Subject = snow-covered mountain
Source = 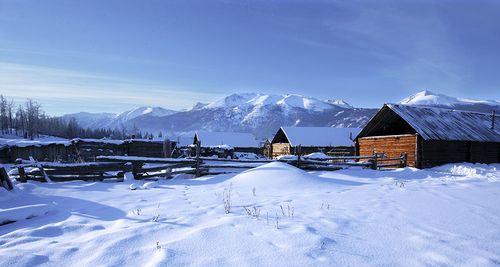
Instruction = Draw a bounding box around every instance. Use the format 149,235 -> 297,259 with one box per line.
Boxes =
202,93 -> 344,111
61,112 -> 117,130
62,106 -> 177,130
124,93 -> 374,138
114,107 -> 177,123
325,99 -> 353,109
62,91 -> 498,139
399,90 -> 499,113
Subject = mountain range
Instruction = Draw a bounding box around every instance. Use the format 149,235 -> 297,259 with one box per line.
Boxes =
62,91 -> 499,139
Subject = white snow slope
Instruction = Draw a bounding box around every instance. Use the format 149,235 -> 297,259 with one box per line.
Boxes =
400,90 -> 499,113
1,162 -> 500,266
204,93 -> 349,111
63,106 -> 177,130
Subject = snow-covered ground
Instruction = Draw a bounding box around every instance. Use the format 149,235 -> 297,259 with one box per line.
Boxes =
1,162 -> 500,266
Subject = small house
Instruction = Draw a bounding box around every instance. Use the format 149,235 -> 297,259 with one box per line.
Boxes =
270,127 -> 361,158
355,104 -> 499,168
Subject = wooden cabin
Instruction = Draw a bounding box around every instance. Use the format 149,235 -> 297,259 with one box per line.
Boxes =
356,104 -> 500,168
270,127 -> 361,158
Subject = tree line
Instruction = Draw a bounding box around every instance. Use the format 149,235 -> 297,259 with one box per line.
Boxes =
0,95 -> 128,140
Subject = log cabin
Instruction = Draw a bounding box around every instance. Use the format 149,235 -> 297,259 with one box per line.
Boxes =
355,104 -> 500,168
270,127 -> 361,158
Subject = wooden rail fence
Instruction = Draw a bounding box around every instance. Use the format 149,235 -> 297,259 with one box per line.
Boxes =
8,149 -> 408,184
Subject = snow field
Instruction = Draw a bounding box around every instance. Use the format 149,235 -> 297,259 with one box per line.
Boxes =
0,162 -> 499,266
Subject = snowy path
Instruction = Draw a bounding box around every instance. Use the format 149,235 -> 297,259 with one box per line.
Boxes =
1,163 -> 499,266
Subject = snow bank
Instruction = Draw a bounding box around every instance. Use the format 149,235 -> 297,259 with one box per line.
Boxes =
233,152 -> 265,160
304,152 -> 330,159
432,163 -> 500,180
228,162 -> 330,190
276,154 -> 297,161
0,204 -> 53,225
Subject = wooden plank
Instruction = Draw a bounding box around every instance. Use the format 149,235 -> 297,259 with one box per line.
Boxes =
0,166 -> 13,191
97,156 -> 195,164
197,157 -> 272,163
358,134 -> 417,167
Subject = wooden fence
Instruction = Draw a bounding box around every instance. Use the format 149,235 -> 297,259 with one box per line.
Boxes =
12,161 -> 129,182
8,149 -> 407,184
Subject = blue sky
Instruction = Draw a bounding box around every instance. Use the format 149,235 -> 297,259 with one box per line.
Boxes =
1,0 -> 499,115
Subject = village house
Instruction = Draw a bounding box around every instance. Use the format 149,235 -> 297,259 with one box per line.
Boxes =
270,127 -> 361,158
355,104 -> 500,168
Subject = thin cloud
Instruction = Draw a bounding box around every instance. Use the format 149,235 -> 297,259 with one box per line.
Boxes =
0,62 -> 225,115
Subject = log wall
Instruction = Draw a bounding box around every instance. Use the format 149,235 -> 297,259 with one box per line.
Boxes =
357,134 -> 417,167
419,140 -> 499,168
126,141 -> 166,158
0,144 -> 70,163
272,143 -> 291,158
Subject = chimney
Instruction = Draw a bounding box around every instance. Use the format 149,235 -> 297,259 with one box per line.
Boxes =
492,110 -> 496,130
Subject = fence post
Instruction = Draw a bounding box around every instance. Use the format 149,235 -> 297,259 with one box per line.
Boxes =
38,164 -> 51,183
0,166 -> 13,191
122,162 -> 134,181
163,139 -> 172,158
369,153 -> 378,170
400,153 -> 408,168
296,145 -> 302,169
17,166 -> 27,183
165,167 -> 172,179
195,140 -> 202,177
132,162 -> 143,180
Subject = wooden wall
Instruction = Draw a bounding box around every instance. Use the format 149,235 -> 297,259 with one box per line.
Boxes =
1,144 -> 71,163
75,142 -> 125,162
272,143 -> 290,158
357,134 -> 417,167
126,141 -> 167,158
271,143 -> 354,159
419,140 -> 499,168
0,140 -> 176,163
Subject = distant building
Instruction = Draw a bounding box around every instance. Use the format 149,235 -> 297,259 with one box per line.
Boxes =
270,127 -> 361,158
0,138 -> 175,163
355,104 -> 500,168
174,131 -> 261,158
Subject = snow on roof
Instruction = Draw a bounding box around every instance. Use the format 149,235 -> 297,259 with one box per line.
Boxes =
71,138 -> 124,145
387,104 -> 500,142
0,138 -> 71,148
195,131 -> 259,148
279,127 -> 360,147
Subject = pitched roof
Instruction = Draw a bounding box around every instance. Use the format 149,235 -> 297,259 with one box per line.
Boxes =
195,131 -> 259,148
278,127 -> 360,147
359,104 -> 500,142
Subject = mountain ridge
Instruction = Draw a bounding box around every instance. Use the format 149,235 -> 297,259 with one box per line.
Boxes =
61,91 -> 499,139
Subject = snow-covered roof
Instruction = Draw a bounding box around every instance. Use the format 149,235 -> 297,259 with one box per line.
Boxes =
71,138 -> 124,145
0,137 -> 71,148
195,131 -> 259,148
359,104 -> 500,142
277,127 -> 360,147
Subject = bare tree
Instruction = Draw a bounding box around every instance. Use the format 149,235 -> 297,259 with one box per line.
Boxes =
24,99 -> 41,140
7,99 -> 14,134
0,95 -> 7,134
